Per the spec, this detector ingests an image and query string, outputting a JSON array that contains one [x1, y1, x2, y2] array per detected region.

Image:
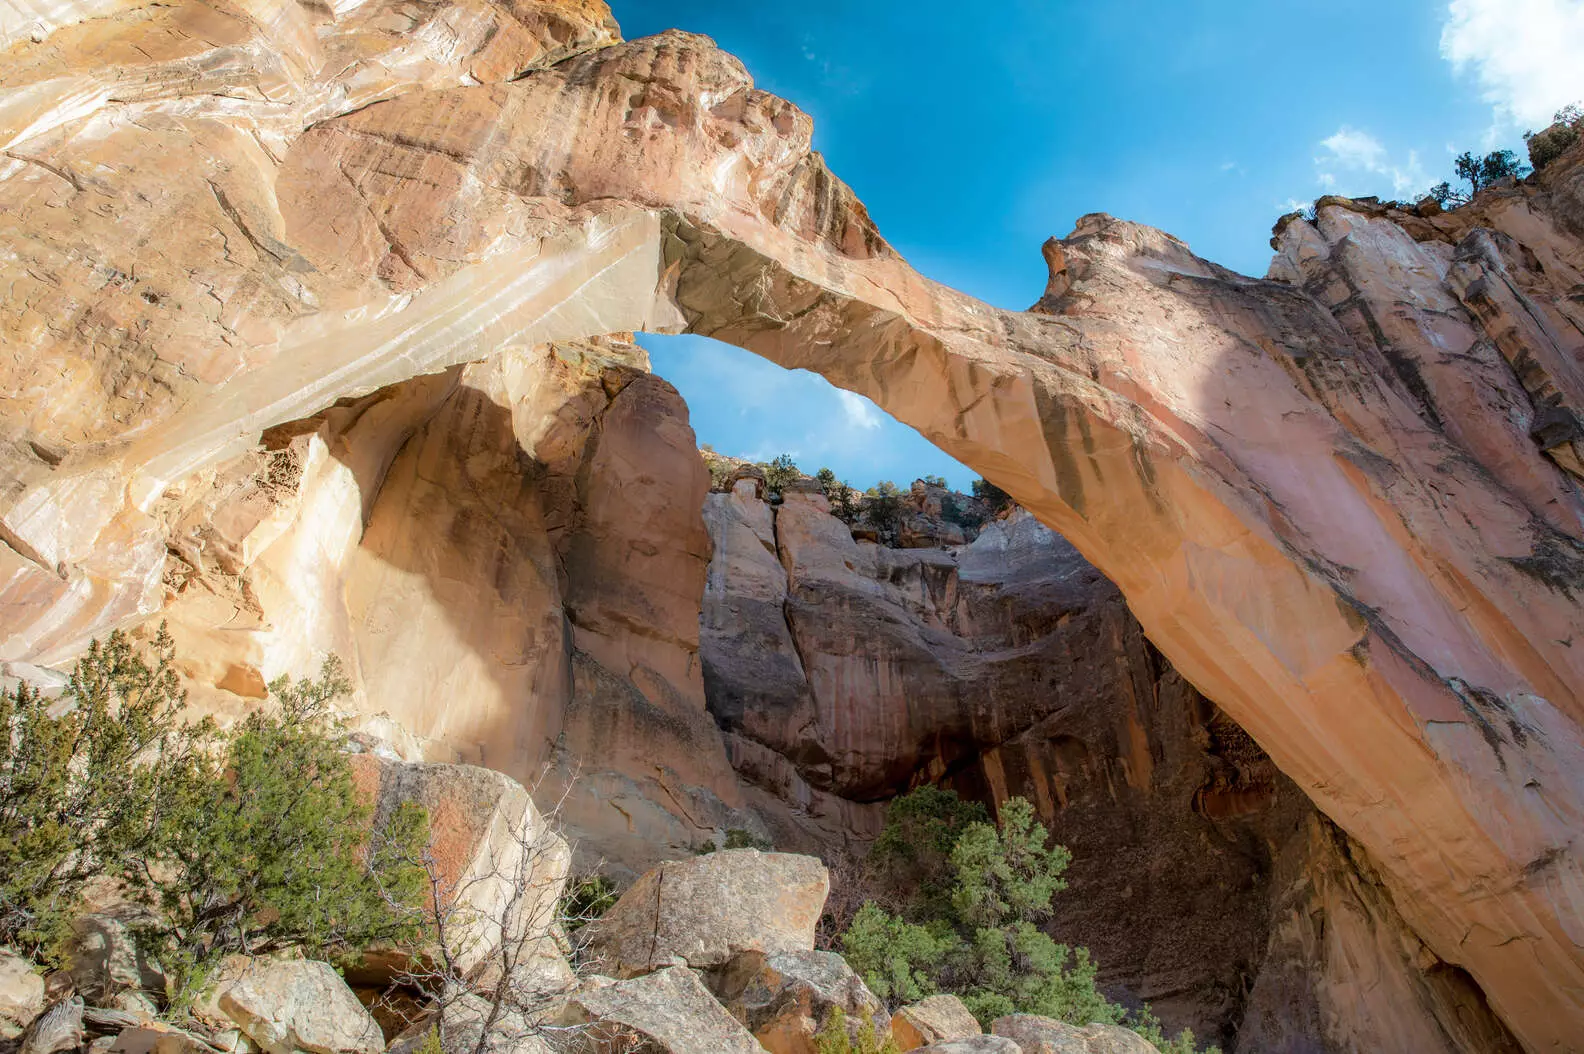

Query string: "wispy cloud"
[[836, 390, 882, 431], [1313, 127, 1430, 198], [1441, 0, 1584, 130]]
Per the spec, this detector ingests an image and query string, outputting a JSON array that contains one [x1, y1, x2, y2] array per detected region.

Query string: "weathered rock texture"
[[3, 6, 1584, 1051], [710, 949, 887, 1054], [0, 951, 43, 1032], [557, 966, 763, 1054], [355, 759, 571, 978], [891, 996, 984, 1050], [579, 849, 828, 977], [703, 489, 1313, 1044], [216, 960, 384, 1054], [993, 1015, 1160, 1054]]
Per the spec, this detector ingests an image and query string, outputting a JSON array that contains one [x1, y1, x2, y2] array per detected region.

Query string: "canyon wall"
[[2, 3, 1583, 1049]]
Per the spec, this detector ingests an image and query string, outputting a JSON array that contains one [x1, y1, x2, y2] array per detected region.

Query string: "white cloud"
[[1319, 127, 1387, 170], [836, 389, 882, 431], [1313, 127, 1429, 197], [1441, 0, 1584, 129]]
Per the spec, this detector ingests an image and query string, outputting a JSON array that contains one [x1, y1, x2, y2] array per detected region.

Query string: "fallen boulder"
[[0, 950, 44, 1032], [356, 760, 571, 978], [992, 1016, 1160, 1054], [891, 995, 981, 1049], [579, 850, 827, 976], [557, 966, 762, 1053], [217, 959, 384, 1054], [386, 992, 553, 1054], [108, 1024, 230, 1054], [711, 949, 886, 1054]]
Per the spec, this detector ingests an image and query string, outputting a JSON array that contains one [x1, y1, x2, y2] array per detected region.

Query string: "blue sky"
[[612, 0, 1584, 490]]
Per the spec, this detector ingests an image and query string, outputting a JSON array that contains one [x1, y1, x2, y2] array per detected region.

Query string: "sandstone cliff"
[[2, 3, 1584, 1050]]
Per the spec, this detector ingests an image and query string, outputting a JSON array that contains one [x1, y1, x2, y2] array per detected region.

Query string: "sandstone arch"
[[2, 14, 1583, 1049]]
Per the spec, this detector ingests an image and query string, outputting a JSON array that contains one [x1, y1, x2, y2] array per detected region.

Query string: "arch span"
[[1, 21, 1582, 1050]]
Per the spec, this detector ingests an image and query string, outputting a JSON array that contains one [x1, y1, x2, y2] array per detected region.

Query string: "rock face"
[[579, 850, 828, 977], [67, 910, 166, 1010], [4, 5, 1584, 1050], [704, 490, 1309, 1042], [1238, 816, 1523, 1054]]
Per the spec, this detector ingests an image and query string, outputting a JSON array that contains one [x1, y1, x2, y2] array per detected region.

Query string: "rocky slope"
[[2, 2, 1584, 1049]]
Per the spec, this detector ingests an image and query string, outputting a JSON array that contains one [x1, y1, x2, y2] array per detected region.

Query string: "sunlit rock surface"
[[2, 6, 1584, 1050]]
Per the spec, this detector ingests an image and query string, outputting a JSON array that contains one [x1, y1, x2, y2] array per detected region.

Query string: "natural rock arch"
[[2, 19, 1583, 1050]]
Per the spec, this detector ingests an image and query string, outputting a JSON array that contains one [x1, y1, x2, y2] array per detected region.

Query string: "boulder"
[[357, 760, 571, 978], [579, 850, 827, 976], [189, 956, 257, 1029], [891, 995, 982, 1049], [916, 1040, 1021, 1054], [557, 966, 762, 1053], [0, 950, 44, 1030], [992, 1017, 1159, 1054], [711, 949, 886, 1054], [217, 959, 384, 1054], [109, 1024, 230, 1054], [386, 992, 553, 1054]]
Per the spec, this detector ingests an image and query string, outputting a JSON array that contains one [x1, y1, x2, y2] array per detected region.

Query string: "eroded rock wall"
[[140, 336, 765, 880], [702, 483, 1288, 1046]]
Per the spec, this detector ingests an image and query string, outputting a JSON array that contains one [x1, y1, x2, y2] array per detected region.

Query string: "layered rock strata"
[[2, 5, 1584, 1048], [702, 483, 1304, 1046]]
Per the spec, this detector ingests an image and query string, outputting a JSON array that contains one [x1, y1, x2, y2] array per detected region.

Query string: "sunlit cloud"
[[837, 390, 882, 431], [1440, 0, 1584, 130], [1312, 127, 1429, 198]]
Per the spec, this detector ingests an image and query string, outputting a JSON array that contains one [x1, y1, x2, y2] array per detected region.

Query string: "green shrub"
[[0, 626, 202, 963], [723, 828, 773, 850], [817, 468, 860, 524], [840, 789, 1219, 1054], [971, 478, 1013, 515], [762, 454, 800, 499], [815, 1007, 900, 1054], [0, 630, 430, 1008], [1526, 103, 1584, 171], [920, 475, 948, 488], [839, 903, 954, 1005], [867, 787, 987, 920], [560, 874, 619, 932], [863, 481, 905, 542], [697, 827, 773, 854], [1432, 148, 1532, 208], [1128, 1005, 1212, 1054], [707, 458, 734, 491], [140, 656, 430, 1006]]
